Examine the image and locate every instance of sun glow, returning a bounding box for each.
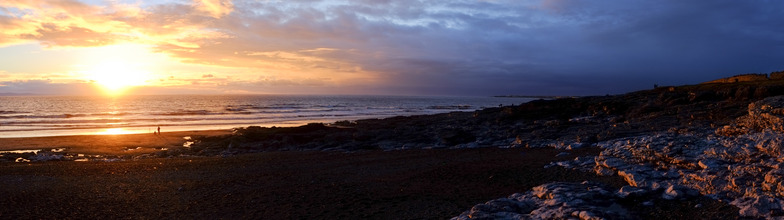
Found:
[86,61,151,95]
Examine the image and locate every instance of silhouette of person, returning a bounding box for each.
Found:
[157,126,160,135]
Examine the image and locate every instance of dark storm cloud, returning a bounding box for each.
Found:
[182,0,784,95]
[508,0,784,94]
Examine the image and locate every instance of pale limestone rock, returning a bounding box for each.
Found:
[662,185,681,200]
[452,182,631,220]
[467,97,784,218]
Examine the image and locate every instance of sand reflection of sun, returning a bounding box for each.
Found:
[97,128,131,135]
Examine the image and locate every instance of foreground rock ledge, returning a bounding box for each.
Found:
[459,95,784,219]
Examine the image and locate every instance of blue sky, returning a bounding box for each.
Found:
[0,0,783,96]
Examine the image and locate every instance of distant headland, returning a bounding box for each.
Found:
[493,95,580,99]
[702,70,784,84]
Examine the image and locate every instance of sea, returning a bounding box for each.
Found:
[0,95,533,138]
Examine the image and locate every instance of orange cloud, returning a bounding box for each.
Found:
[0,1,369,76]
[193,0,233,18]
[21,23,124,47]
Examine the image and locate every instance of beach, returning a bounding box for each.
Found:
[0,132,737,219]
[0,132,607,219]
[0,130,232,155]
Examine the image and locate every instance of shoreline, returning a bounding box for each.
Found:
[0,95,526,139]
[0,129,232,155]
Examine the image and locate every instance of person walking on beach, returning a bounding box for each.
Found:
[157,126,160,135]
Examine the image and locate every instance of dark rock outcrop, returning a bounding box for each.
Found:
[187,80,784,155]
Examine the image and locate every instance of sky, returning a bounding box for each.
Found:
[0,0,783,96]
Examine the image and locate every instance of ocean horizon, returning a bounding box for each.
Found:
[0,94,532,138]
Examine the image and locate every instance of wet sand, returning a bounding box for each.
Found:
[0,130,232,155]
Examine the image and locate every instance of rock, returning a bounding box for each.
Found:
[550,141,588,150]
[594,166,615,176]
[545,156,595,171]
[719,96,784,136]
[618,170,648,188]
[439,128,476,146]
[697,159,722,170]
[595,156,628,170]
[543,121,784,218]
[662,185,682,200]
[731,197,780,217]
[662,169,681,179]
[453,182,632,220]
[616,186,647,198]
[29,152,66,161]
[577,210,600,220]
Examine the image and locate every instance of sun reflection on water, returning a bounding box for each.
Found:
[97,128,131,135]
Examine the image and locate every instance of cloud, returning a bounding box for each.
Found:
[21,23,123,47]
[2,0,784,95]
[0,79,97,95]
[193,0,233,18]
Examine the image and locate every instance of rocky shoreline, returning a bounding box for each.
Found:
[187,80,784,219]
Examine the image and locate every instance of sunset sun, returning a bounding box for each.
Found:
[86,61,151,95]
